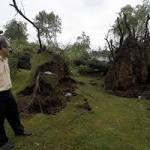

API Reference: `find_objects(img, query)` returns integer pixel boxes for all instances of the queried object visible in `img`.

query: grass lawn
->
[6,72,150,150]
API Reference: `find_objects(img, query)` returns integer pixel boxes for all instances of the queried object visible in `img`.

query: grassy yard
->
[6,72,150,150]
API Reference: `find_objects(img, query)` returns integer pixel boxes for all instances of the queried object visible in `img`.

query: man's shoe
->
[15,131,32,137]
[1,141,14,150]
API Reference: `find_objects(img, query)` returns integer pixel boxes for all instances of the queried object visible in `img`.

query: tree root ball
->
[18,54,76,114]
[105,47,149,98]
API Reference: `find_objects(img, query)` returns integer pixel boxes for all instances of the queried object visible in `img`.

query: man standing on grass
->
[0,37,32,150]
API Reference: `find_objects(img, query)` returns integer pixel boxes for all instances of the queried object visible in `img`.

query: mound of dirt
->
[18,54,76,114]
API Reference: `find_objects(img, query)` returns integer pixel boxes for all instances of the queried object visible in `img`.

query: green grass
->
[12,69,31,96]
[8,72,150,150]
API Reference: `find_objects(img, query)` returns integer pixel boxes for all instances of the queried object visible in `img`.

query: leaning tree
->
[10,0,43,50]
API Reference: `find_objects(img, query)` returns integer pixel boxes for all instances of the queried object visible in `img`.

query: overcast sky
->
[0,0,142,49]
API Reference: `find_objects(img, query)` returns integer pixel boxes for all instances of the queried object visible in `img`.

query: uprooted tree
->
[105,3,150,98]
[18,54,76,114]
[9,0,76,114]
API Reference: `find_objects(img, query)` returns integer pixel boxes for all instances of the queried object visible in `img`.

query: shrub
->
[9,52,19,79]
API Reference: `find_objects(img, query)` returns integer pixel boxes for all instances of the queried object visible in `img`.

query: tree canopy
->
[105,0,150,61]
[4,19,28,42]
[34,10,62,47]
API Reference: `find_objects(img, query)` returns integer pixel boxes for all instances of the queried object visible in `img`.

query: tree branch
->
[105,36,115,62]
[123,13,132,36]
[117,17,124,47]
[10,0,43,50]
[144,14,150,40]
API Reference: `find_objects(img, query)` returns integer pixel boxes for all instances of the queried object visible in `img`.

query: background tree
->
[105,1,150,61]
[75,31,90,49]
[34,10,62,48]
[4,19,28,42]
[64,32,90,70]
[143,0,150,10]
[113,2,150,43]
[69,32,91,61]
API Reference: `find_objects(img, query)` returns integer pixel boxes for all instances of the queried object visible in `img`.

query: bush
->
[78,65,92,75]
[63,45,90,74]
[8,39,37,78]
[18,52,31,70]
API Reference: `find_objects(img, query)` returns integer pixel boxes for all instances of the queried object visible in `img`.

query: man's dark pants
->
[0,90,24,146]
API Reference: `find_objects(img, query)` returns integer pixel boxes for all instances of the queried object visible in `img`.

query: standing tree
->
[64,32,90,64]
[75,31,90,49]
[34,10,62,48]
[4,19,28,42]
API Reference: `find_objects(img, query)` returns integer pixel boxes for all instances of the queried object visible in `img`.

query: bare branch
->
[20,1,26,15]
[117,17,124,47]
[144,14,150,39]
[105,34,115,62]
[123,13,132,36]
[10,0,43,50]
